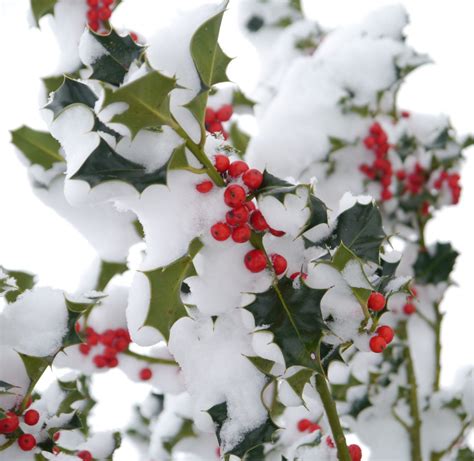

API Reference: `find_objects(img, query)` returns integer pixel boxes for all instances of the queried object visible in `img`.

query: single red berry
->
[98,6,111,20]
[103,347,117,359]
[367,292,385,311]
[214,154,230,173]
[207,121,223,133]
[18,434,36,451]
[401,111,410,118]
[87,0,99,5]
[308,423,321,433]
[100,330,115,346]
[369,335,387,353]
[102,0,114,5]
[93,355,107,369]
[271,254,287,276]
[216,104,233,122]
[403,303,416,315]
[77,451,93,461]
[381,188,393,201]
[231,225,251,243]
[242,169,263,190]
[228,161,249,178]
[79,343,91,355]
[224,184,246,207]
[396,170,406,180]
[326,436,335,448]
[244,200,256,212]
[0,411,19,434]
[210,222,231,241]
[244,250,267,273]
[205,108,216,124]
[376,325,394,344]
[139,368,153,381]
[363,136,376,149]
[24,409,40,426]
[107,357,119,368]
[370,122,383,135]
[196,180,213,193]
[297,418,312,432]
[226,206,249,226]
[53,432,60,442]
[53,446,61,455]
[130,31,139,42]
[269,227,285,237]
[250,210,268,231]
[114,337,129,352]
[348,444,362,461]
[87,9,99,21]
[88,20,100,31]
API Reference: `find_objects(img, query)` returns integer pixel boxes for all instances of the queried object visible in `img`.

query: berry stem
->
[315,373,351,461]
[172,124,225,187]
[122,349,178,366]
[0,438,15,452]
[433,301,443,392]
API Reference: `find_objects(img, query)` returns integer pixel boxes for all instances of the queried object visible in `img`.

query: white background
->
[0,0,473,459]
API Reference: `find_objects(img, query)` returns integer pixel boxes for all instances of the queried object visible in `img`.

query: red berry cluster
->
[360,122,393,201]
[199,157,288,275]
[397,163,427,196]
[370,325,394,353]
[298,420,362,461]
[86,0,114,32]
[78,325,130,369]
[403,286,417,316]
[205,105,233,139]
[434,171,461,204]
[0,408,40,451]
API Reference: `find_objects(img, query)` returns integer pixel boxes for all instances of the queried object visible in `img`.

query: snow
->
[79,30,108,68]
[0,287,68,357]
[0,347,29,410]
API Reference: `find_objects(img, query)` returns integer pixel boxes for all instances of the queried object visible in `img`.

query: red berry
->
[348,444,362,461]
[24,409,40,426]
[297,418,312,432]
[396,170,406,180]
[271,254,287,276]
[130,31,138,42]
[381,188,393,201]
[98,6,111,20]
[205,108,216,124]
[139,368,153,381]
[87,9,99,21]
[77,451,93,461]
[93,355,107,368]
[18,434,36,451]
[214,154,230,173]
[363,136,376,149]
[216,104,233,122]
[367,292,386,311]
[100,330,115,346]
[228,161,249,178]
[226,206,249,226]
[87,0,99,5]
[250,210,268,231]
[369,335,387,353]
[53,432,61,442]
[232,225,251,243]
[403,303,416,315]
[224,185,246,207]
[308,423,321,433]
[242,169,263,190]
[211,222,231,241]
[107,357,119,368]
[104,347,117,359]
[244,200,256,212]
[196,180,213,193]
[79,343,91,355]
[376,325,394,344]
[370,122,383,136]
[0,411,19,434]
[102,0,114,5]
[114,337,129,352]
[326,436,335,448]
[269,227,285,237]
[207,121,223,133]
[88,20,100,32]
[244,249,267,273]
[53,446,61,455]
[401,111,410,118]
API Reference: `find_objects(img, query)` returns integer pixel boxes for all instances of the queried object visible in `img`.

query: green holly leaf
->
[0,267,36,303]
[11,126,63,169]
[0,380,20,397]
[246,355,276,376]
[456,447,474,461]
[414,242,458,284]
[86,29,146,86]
[208,401,278,458]
[232,88,255,109]
[71,140,188,193]
[286,368,314,398]
[19,354,54,388]
[332,202,385,263]
[163,419,196,453]
[142,238,203,340]
[96,260,129,291]
[103,71,178,138]
[45,77,98,118]
[30,0,58,26]
[229,122,250,156]
[245,279,328,369]
[187,3,232,130]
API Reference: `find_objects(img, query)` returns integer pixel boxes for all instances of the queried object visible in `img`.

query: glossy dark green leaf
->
[143,238,203,340]
[208,401,277,458]
[86,29,145,86]
[246,279,328,369]
[413,242,458,284]
[103,71,178,137]
[1,267,36,303]
[71,140,188,193]
[10,126,63,169]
